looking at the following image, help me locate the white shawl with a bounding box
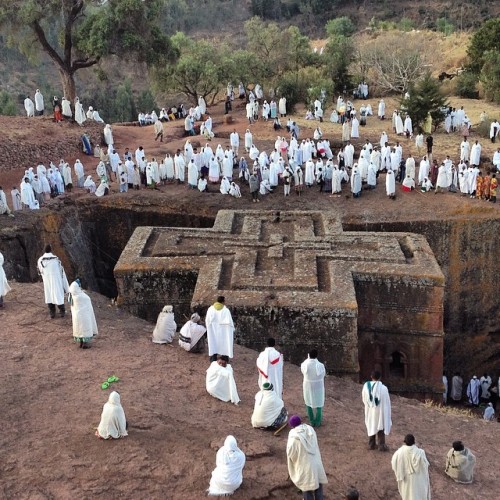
[208,436,245,496]
[97,391,128,439]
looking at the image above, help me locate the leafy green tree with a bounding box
[400,73,448,130]
[479,50,500,104]
[153,32,225,104]
[326,16,355,38]
[136,90,157,114]
[323,35,354,95]
[467,18,500,74]
[0,0,176,104]
[114,81,137,123]
[398,18,415,32]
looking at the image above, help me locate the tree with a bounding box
[400,73,448,130]
[479,50,500,104]
[358,32,432,94]
[326,16,355,38]
[323,34,354,94]
[153,32,225,105]
[467,18,500,74]
[0,91,18,115]
[0,1,175,104]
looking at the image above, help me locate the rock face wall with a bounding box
[0,201,497,381]
[114,210,445,396]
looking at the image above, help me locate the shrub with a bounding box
[455,72,479,99]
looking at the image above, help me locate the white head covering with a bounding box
[96,391,128,439]
[208,435,246,495]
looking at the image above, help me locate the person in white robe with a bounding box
[450,373,463,402]
[256,338,284,399]
[87,106,94,120]
[229,182,241,198]
[220,176,231,195]
[95,178,109,197]
[102,124,113,147]
[378,99,385,119]
[206,356,240,405]
[351,165,361,198]
[405,155,416,180]
[198,96,207,115]
[244,129,252,152]
[0,251,11,307]
[342,121,350,142]
[92,109,104,123]
[74,97,85,125]
[96,391,128,440]
[37,244,69,318]
[483,402,495,421]
[206,295,234,360]
[460,139,470,162]
[351,116,360,138]
[174,152,186,183]
[74,159,85,188]
[362,370,392,451]
[84,175,96,194]
[287,415,328,498]
[445,441,476,483]
[469,140,481,167]
[152,305,176,344]
[391,434,431,500]
[386,169,396,198]
[34,89,44,115]
[301,350,326,427]
[367,162,377,189]
[278,96,287,116]
[0,187,14,217]
[61,97,72,119]
[435,163,449,193]
[20,178,36,209]
[24,97,34,117]
[179,313,206,353]
[480,373,492,400]
[222,156,233,181]
[404,115,413,137]
[68,280,98,348]
[208,435,245,496]
[418,156,430,185]
[251,382,287,429]
[394,112,404,135]
[466,375,481,406]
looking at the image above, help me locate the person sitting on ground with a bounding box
[445,440,476,484]
[152,305,176,344]
[207,435,245,496]
[179,313,207,353]
[483,402,495,421]
[84,175,96,194]
[206,355,240,405]
[96,391,128,440]
[251,382,287,430]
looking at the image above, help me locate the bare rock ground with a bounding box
[0,283,498,499]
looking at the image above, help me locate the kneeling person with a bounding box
[206,355,240,405]
[251,382,287,430]
[179,313,207,353]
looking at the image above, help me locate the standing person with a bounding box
[68,279,98,349]
[426,134,433,162]
[152,305,176,344]
[391,434,431,500]
[466,375,481,406]
[154,118,164,142]
[450,372,463,403]
[206,296,234,362]
[301,350,326,427]
[0,251,11,307]
[208,435,245,496]
[0,186,14,217]
[37,244,69,318]
[287,415,328,500]
[34,89,44,116]
[96,391,128,440]
[256,338,284,399]
[361,370,392,451]
[445,441,476,484]
[11,186,21,211]
[442,372,448,405]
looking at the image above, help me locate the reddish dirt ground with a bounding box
[1,283,499,500]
